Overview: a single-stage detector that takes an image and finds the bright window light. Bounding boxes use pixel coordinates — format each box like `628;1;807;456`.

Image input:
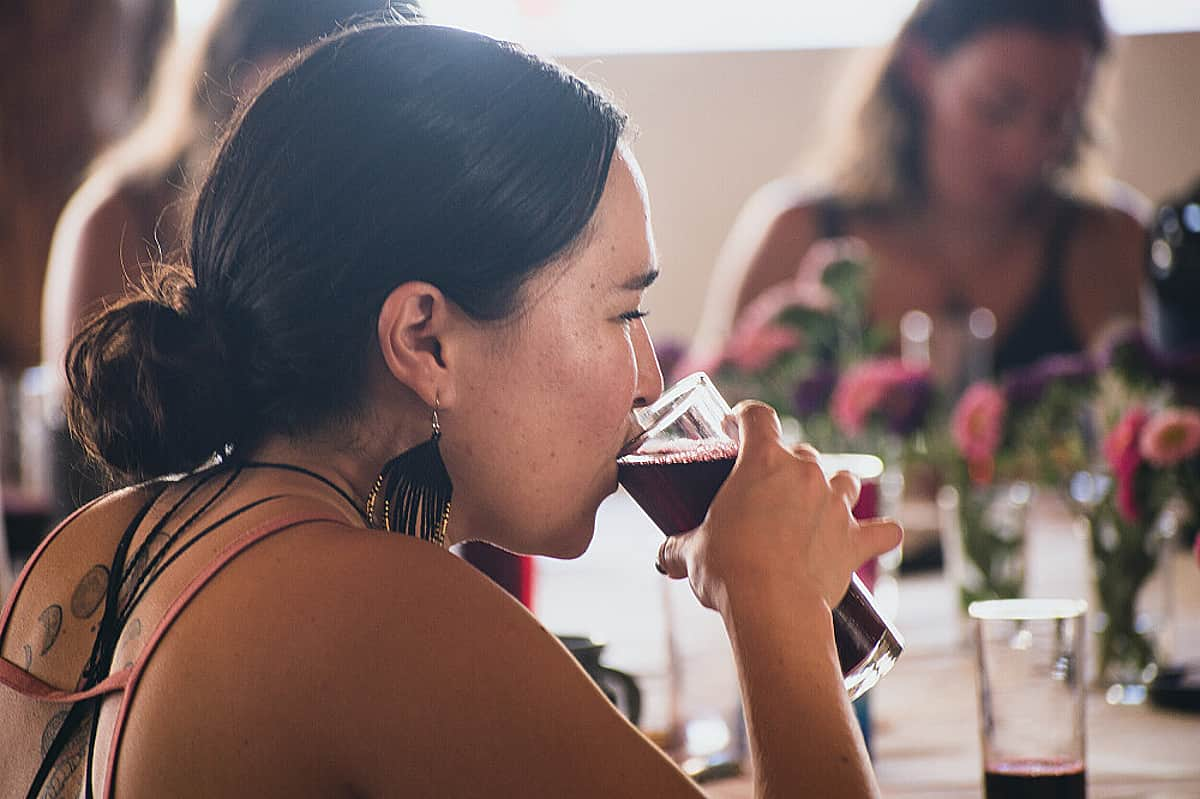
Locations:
175;0;220;33
420;0;1200;56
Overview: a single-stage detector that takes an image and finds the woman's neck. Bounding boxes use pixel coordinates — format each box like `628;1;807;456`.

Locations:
245;437;377;524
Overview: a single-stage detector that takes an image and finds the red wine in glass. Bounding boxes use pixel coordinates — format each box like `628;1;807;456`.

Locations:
617;442;902;682
984;759;1086;799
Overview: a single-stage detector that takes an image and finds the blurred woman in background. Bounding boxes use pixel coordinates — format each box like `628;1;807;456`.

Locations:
695;0;1146;378
38;0;417;516
0;0;173;370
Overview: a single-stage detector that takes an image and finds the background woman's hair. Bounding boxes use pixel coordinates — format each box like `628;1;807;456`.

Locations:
815;0;1111;209
66;22;628;483
88;0;421;192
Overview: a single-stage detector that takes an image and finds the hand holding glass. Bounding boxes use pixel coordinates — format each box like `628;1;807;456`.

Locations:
616;372;903;700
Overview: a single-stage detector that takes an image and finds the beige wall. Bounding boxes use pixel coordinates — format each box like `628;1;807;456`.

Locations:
562;31;1200;346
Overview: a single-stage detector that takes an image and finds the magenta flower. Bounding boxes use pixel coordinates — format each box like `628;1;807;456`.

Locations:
951;382;1007;467
719;280;831;373
1104;406;1149;473
1138;407;1200;467
1001;353;1096;407
724;323;801;373
1104;406;1150;523
831;358;933;437
792;366;838;418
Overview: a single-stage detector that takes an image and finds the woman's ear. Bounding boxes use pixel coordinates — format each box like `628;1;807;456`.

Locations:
376;282;459;409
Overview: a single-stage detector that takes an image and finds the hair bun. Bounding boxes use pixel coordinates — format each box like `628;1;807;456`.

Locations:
65;266;246;482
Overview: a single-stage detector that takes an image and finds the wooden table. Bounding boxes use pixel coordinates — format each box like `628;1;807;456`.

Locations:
704;501;1200;798
535;492;1200;799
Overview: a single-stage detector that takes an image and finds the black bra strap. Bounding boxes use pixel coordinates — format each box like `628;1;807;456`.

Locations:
1043;200;1080;287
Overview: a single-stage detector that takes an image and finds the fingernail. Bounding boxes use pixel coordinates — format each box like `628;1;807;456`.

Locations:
654;561;667;575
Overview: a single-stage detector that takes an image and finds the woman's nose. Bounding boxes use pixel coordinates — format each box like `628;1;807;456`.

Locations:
1002;120;1061;180
632;320;664;409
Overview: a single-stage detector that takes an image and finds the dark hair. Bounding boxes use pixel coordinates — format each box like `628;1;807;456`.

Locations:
906;0;1107;58
66;22;628;482
199;0;424;125
827;0;1110;207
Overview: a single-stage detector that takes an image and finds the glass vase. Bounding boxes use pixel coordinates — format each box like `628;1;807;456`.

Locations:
1084;495;1184;704
937;481;1033;614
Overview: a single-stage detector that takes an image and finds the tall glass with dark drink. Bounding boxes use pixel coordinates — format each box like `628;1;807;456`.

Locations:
970;599;1088;799
616;372;903;700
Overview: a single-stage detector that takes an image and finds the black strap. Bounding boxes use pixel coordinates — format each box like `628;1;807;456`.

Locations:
25;458;366;798
240;460;367;523
1043;199;1079;290
815;196;849;239
25;483;166;799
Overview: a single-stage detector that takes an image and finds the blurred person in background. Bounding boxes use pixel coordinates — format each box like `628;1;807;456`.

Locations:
38;0;418;520
0;0;173;371
694;0;1147;379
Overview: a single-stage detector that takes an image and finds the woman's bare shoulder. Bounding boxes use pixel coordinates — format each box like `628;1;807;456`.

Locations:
42;174;170;364
1069;195;1147;275
118;528;699;797
737;177;830;235
1063;194;1148;338
718;181;833;302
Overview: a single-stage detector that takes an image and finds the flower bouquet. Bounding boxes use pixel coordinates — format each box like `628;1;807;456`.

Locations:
1081;327;1200;695
940;353;1097;609
685;242;935;459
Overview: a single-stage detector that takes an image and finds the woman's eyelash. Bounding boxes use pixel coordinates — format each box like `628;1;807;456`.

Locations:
619;309;649;321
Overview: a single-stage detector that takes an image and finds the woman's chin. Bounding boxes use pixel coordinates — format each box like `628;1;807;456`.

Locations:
537;518;598;560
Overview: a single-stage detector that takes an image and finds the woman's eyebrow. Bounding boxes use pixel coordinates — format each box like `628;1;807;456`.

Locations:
620;266;659;291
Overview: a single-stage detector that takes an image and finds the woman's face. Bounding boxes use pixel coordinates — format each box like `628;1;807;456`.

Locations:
915;27;1095;214
443;147;665;558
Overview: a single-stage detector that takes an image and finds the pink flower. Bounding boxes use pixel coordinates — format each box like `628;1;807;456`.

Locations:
724;324;801;372
1104;406;1148;473
1104;407;1149;523
831;358;931;437
1138;408;1200;467
719;280;830;373
951;382;1007;469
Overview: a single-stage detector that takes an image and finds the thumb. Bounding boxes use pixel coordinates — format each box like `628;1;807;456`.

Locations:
656;531;694;580
732;400;783;459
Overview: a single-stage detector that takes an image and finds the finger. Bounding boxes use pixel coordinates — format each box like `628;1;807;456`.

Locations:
656;532;693;580
855;518;904;562
828;470;861;510
732;401;782;456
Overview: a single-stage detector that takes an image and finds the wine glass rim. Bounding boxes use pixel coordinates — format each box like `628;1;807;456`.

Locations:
622;372;727;453
968;598;1087;621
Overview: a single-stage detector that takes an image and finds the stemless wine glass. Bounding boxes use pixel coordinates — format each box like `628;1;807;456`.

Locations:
970;599;1088;799
617;372;903;700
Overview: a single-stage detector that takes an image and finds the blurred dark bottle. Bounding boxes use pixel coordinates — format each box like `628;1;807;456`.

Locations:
1146;180;1200;352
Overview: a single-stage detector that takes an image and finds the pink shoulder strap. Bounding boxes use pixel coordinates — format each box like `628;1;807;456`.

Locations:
101;512;337;798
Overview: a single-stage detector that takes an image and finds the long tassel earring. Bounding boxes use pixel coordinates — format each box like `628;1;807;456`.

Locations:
365;400;452;546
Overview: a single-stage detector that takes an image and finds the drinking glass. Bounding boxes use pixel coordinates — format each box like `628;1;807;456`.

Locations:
617;372;903;700
970;598;1088;799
